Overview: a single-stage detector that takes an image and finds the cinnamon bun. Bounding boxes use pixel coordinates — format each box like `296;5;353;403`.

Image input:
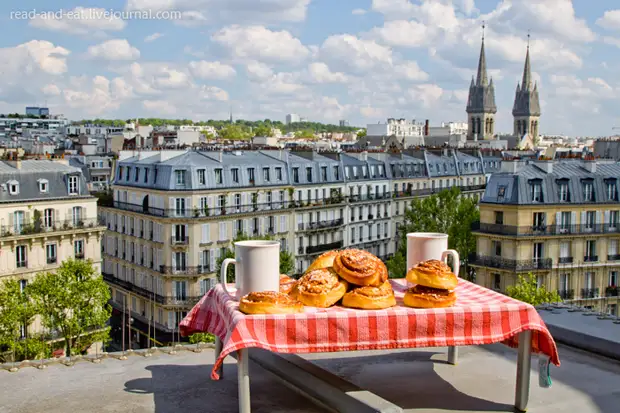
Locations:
279;274;297;294
342;281;396;310
239;291;304;315
403;285;457;308
406;259;458;290
332;249;388;286
305;250;339;273
294;268;348;308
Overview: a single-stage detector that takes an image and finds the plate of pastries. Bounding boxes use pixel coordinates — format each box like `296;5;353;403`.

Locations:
238;249;458;315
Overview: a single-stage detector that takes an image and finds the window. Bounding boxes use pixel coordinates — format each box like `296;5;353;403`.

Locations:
144;168;149;183
334;166;340;180
232;168;239;183
321;166;327;181
16;245;27;268
585;240;597;260
119;166;124;179
175;198;186;216
610;271;618;287
558;182;569;201
263;168;270;181
585;272;595;289
607;181;618;201
44;209;53;227
530;182;543;202
46;243;57;264
559;274;569;291
217;195;225;208
198;169;206;185
38;179;48;193
560;211;571;231
559;241;571;259
275;167;282;181
175;170;186;185
493;273;501;290
533;242;544;261
491;240;502;256
214;169;223;184
74;240;84;258
533;212;545;229
135;167;140;182
154;168;158;183
497;185;506;200
585;211;596;229
173;224;186;242
13;211;24;234
68;176;79;195
306;167;313;182
248;168;255;183
583;182;594;201
293;168;299;183
495;211;503;225
610;211;619;229
125;167;131;180
609;239;618;259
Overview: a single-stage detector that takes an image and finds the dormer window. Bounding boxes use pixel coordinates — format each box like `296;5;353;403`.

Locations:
125;167;131;181
583;181;594;202
607;180;618;201
557;181;569;202
38;179;49;193
8;180;19;195
68;175;79;195
530;180;543;202
175;170;186;186
306;167;313;182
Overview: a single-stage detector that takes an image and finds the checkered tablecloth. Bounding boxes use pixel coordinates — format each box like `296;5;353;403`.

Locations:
180;279;560;380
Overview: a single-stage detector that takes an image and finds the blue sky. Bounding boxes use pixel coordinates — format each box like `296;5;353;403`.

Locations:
0;0;619;136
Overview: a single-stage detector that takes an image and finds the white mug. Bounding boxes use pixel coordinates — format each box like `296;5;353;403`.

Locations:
406;233;459;277
220;240;280;297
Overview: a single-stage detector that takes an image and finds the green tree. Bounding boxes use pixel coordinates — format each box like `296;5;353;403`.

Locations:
189;332;215;344
0;280;37;356
387;187;479;278
27;260;111;357
253;124;274;137
218;124;252;141
506;274;561;306
295;129;317;140
217;234;296;283
357;129;367;138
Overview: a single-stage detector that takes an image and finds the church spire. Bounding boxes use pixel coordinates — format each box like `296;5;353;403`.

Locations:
521;31;532;91
476;21;488;86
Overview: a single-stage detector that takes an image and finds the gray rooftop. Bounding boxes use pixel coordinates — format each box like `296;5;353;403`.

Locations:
2;342;619;413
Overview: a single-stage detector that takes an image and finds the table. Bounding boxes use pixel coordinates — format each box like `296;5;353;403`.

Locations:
181;279;560;413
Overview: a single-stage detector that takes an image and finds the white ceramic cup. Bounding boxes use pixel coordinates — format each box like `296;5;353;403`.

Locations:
220;240;280;297
406;232;459;277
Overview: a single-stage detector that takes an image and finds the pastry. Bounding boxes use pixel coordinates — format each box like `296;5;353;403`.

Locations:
279;274;297;294
294;268;348;308
406;259;458;291
332;249;388;286
342;280;396;310
239;291;304;315
403;285;457;308
305;250;339;273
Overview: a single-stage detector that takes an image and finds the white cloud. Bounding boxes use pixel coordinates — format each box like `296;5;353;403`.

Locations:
320;34;393;74
29;7;126;35
369;20;428;48
245;61;274;81
144;32;164;42
87;39;140;61
154;67;191;89
189;60;237;79
596;10;620;31
212;25;310;63
42;84;61;96
393;61;429;81
352;8;367;15
143;99;177;115
307;62;349;83
0;40;70;76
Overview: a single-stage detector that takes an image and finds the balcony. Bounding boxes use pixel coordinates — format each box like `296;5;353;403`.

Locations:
306;240;344;255
472;221;620;237
580;288;600;299
392;188;434;198
557;289;574;300
297;218;344;231
558;257;574;264
46;257;57;265
584;255;598;262
171;236;190;245
608;254;620;261
468;254;552;271
162;296;202;306
0;218;104;239
605;286;619;297
102;272;165;304
159;265;213;276
75;252;85;260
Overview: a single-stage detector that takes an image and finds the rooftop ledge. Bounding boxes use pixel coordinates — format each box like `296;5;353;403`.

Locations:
2;310;620;413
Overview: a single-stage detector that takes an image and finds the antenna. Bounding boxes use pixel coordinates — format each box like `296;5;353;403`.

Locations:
482;20;485;41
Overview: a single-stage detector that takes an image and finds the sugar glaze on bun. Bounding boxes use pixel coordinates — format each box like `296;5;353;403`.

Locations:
239;291;304;315
403;285;457;308
406;259;458;290
342;281;396;310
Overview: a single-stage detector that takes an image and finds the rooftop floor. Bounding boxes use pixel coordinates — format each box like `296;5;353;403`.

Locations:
2;343;620;413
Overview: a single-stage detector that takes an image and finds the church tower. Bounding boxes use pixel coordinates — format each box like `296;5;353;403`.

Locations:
466;23;497;140
512;35;541;140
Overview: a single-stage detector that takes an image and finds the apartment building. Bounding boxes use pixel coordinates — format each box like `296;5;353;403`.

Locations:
0;159;105;335
101;148;490;344
471;158;620;314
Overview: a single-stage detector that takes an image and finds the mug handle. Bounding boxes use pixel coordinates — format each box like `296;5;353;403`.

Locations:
441;250;460;278
220;258;236;295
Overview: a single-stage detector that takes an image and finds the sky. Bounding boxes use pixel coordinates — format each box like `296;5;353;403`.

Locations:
0;0;619;136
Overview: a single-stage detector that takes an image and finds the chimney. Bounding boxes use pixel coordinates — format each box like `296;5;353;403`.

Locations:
219;151;223;163
534;159;553;174
501;158;525;174
360;151;368;161
424;119;430;136
583;158;596;173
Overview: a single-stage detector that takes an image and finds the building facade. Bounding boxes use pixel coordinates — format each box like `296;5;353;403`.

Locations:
0;160;105;335
471;159;620;314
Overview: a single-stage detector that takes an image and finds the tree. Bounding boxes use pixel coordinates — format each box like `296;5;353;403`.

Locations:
217;234;296;283
357;129;367;138
27;260;111;357
295;129;317;140
386;187;479;278
253;124;274;137
0;280;37;356
506;274;561;306
218;124;252;141
189;332;215;344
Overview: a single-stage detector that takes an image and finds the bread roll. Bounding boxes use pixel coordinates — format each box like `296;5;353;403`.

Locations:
406;259;458;290
333;249;388;286
305;250;339;273
239;291;304;315
342;281;396;310
279;274;297;294
294;268;348;308
403;285;457;308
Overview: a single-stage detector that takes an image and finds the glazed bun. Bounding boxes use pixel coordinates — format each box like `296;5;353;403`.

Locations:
406;259;458;290
305;250;339;273
333;249;388;286
279;274;297;294
342;281;396;310
239;291;304;315
295;268;348;308
403;285;457;308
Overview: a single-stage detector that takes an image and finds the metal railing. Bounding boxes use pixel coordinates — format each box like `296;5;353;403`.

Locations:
581;288;600;299
163;296;202;306
305;240;344;255
472;221;620;237
584;255;598;262
75;253;85;260
159;265;213;275
608;254;620;261
469;254;553;271
605;287;619;297
558;257;574;264
171;236;189;245
297;218;344;231
0;218;103;238
557;289;575;300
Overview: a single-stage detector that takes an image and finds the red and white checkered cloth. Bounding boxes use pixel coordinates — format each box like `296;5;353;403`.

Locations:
180;279;560;380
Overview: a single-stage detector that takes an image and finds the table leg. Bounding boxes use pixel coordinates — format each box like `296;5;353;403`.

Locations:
515;330;532;412
215;336;224;379
238;349;251;413
447;346;458;365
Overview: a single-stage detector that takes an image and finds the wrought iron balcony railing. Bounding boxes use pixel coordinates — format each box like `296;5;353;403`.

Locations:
558;257;574;264
297;218;344;231
0;218;104;238
171;236;190;245
159;265;213;276
557;289;574;300
468;254;552;271
472;221;620;237
580;288;600;299
305;240;344;255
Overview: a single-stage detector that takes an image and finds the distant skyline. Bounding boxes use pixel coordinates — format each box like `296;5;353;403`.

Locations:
0;0;619;136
